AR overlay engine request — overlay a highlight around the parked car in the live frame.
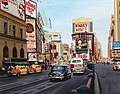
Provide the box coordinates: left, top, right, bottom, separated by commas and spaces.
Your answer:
113, 62, 120, 71
31, 64, 42, 73
27, 66, 36, 74
7, 65, 28, 76
48, 64, 71, 81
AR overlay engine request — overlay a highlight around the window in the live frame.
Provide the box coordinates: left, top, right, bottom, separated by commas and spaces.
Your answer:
4, 22, 7, 34
53, 35, 58, 37
12, 47, 17, 58
3, 46, 9, 58
20, 48, 24, 58
20, 28, 23, 38
13, 25, 16, 36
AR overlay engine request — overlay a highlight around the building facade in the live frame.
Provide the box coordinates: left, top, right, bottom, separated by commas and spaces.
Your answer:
0, 0, 27, 67
114, 0, 120, 41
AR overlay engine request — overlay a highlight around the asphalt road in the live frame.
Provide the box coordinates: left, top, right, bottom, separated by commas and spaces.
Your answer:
95, 63, 120, 94
0, 70, 88, 94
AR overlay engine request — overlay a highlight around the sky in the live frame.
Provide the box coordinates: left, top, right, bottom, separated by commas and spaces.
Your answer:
35, 0, 114, 57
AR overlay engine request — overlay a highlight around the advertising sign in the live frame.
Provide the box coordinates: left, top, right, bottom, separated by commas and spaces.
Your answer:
25, 0, 37, 18
111, 50, 120, 58
0, 0, 25, 21
73, 23, 88, 33
72, 18, 93, 33
28, 53, 38, 61
112, 41, 120, 50
76, 51, 89, 60
26, 19, 36, 52
75, 38, 88, 52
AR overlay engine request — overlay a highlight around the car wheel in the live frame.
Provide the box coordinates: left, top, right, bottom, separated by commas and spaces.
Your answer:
17, 73, 20, 76
69, 75, 71, 79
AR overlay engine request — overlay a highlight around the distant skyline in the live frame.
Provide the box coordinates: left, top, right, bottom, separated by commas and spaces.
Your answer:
35, 0, 114, 57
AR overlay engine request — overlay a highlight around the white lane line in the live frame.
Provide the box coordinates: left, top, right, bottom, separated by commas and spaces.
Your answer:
0, 78, 44, 92
12, 80, 50, 94
17, 82, 61, 94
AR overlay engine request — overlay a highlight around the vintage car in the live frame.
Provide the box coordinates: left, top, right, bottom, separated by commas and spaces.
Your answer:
7, 65, 28, 76
48, 64, 71, 81
27, 66, 36, 74
31, 64, 42, 73
113, 62, 120, 71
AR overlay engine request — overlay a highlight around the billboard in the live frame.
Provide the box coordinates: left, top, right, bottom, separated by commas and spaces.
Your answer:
26, 19, 36, 52
112, 41, 120, 50
0, 0, 25, 21
111, 50, 120, 58
72, 18, 93, 33
73, 23, 88, 33
28, 53, 38, 61
25, 0, 37, 18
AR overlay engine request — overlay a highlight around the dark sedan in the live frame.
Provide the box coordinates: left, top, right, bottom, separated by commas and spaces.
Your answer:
48, 64, 71, 81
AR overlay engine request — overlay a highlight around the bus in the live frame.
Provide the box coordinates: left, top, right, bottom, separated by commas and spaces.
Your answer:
70, 57, 86, 74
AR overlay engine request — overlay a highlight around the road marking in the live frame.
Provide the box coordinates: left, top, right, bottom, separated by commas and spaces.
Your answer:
13, 81, 61, 94
0, 78, 45, 92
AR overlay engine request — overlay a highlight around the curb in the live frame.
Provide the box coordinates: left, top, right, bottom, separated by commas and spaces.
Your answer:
72, 73, 93, 94
0, 75, 7, 78
95, 73, 100, 94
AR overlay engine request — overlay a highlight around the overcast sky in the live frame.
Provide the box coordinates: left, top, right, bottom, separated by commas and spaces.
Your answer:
35, 0, 114, 57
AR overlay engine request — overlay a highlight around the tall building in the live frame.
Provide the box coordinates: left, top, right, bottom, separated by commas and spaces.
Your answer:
26, 0, 45, 64
0, 0, 27, 67
114, 0, 120, 41
50, 32, 63, 62
108, 15, 115, 59
71, 18, 94, 61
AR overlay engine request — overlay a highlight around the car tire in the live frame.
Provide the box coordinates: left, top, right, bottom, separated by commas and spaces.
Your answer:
69, 75, 71, 79
17, 73, 20, 76
50, 79, 53, 82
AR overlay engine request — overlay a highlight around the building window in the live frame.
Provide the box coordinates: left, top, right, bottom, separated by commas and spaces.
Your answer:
4, 22, 7, 34
20, 48, 24, 58
53, 35, 58, 37
20, 28, 23, 38
12, 47, 17, 58
3, 46, 9, 58
13, 25, 16, 36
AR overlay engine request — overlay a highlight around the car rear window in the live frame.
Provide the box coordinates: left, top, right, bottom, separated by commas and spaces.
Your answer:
72, 60, 76, 63
76, 60, 81, 63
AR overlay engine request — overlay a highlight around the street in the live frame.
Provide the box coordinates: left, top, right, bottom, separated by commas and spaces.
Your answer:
0, 70, 88, 94
95, 63, 120, 94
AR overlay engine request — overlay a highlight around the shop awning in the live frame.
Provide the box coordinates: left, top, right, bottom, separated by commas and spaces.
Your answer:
3, 60, 14, 63
14, 62, 29, 64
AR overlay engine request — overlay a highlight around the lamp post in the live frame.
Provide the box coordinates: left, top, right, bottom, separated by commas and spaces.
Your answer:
44, 46, 47, 70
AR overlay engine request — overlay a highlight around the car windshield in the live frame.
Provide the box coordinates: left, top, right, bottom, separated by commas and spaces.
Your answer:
52, 66, 64, 71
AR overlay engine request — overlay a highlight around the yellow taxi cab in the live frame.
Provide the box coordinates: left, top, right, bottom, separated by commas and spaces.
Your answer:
113, 62, 120, 71
8, 65, 28, 76
31, 64, 42, 73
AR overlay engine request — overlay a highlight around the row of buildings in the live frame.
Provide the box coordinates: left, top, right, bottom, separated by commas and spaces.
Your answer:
0, 0, 70, 67
108, 0, 120, 61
